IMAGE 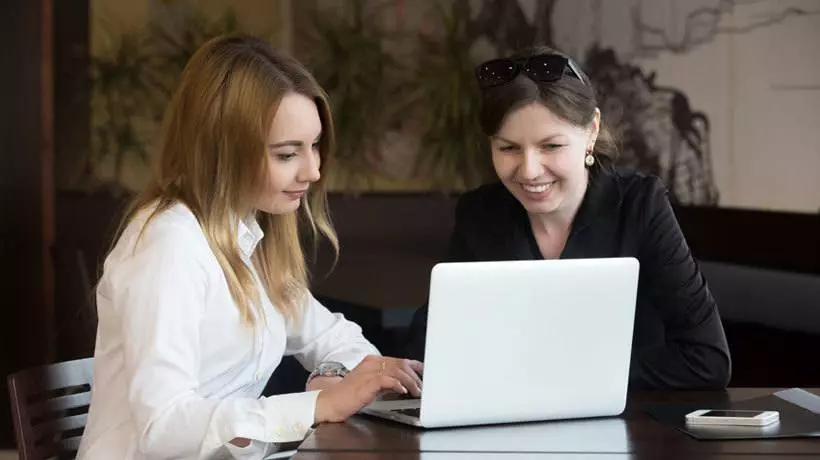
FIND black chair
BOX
[7,357,94,459]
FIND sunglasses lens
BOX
[524,55,567,82]
[476,59,518,87]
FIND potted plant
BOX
[304,0,408,191]
[407,0,493,192]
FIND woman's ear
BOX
[587,108,601,150]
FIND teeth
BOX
[522,182,553,193]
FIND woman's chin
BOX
[522,200,562,216]
[509,188,562,215]
[255,199,301,215]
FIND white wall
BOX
[551,0,820,213]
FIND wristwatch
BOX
[307,361,349,383]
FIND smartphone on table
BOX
[685,409,780,427]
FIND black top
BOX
[404,162,731,390]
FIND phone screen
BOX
[700,410,763,418]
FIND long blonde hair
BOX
[115,34,338,326]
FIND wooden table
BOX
[293,388,820,459]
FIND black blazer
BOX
[405,163,731,390]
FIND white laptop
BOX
[360,257,639,428]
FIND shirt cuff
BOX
[327,348,380,372]
[255,390,320,443]
[223,439,271,459]
[202,390,321,457]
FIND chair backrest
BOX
[7,357,94,460]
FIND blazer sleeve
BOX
[403,197,476,360]
[630,178,732,389]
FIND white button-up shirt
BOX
[77,203,379,459]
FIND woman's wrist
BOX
[314,388,333,425]
[306,375,342,392]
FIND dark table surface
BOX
[293,388,820,459]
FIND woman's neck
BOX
[528,209,572,238]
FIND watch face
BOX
[315,362,347,378]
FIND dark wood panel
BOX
[50,0,93,359]
[0,0,55,448]
[53,0,90,191]
[674,205,820,275]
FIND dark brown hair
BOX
[478,45,617,162]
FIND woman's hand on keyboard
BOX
[314,355,423,423]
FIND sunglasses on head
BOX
[474,54,586,89]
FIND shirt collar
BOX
[237,214,264,257]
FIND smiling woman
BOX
[259,93,324,214]
[405,44,731,392]
[76,34,422,460]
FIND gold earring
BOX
[584,151,595,167]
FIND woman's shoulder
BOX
[98,202,215,314]
[598,167,676,238]
[610,166,665,196]
[603,166,670,214]
[110,201,209,264]
[129,201,202,240]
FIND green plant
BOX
[305,0,407,191]
[88,4,262,192]
[90,31,160,192]
[147,5,241,102]
[408,0,494,191]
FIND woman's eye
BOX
[542,144,566,151]
[311,141,321,151]
[276,153,297,161]
[499,145,518,153]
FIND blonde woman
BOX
[78,35,423,460]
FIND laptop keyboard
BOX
[393,408,420,418]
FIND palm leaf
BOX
[305,0,408,191]
[410,1,493,191]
